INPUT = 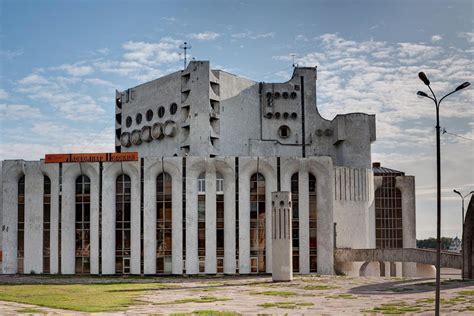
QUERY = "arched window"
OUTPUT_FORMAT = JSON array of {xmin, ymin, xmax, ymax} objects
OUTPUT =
[
  {"xmin": 157, "ymin": 173, "xmax": 172, "ymax": 274},
  {"xmin": 250, "ymin": 173, "xmax": 266, "ymax": 273},
  {"xmin": 116, "ymin": 174, "xmax": 131, "ymax": 274},
  {"xmin": 197, "ymin": 172, "xmax": 206, "ymax": 273},
  {"xmin": 375, "ymin": 176, "xmax": 402, "ymax": 249},
  {"xmin": 291, "ymin": 173, "xmax": 299, "ymax": 272},
  {"xmin": 18, "ymin": 175, "xmax": 25, "ymax": 274},
  {"xmin": 75, "ymin": 175, "xmax": 91, "ymax": 274},
  {"xmin": 216, "ymin": 173, "xmax": 224, "ymax": 273},
  {"xmin": 43, "ymin": 175, "xmax": 51, "ymax": 274},
  {"xmin": 309, "ymin": 173, "xmax": 317, "ymax": 272}
]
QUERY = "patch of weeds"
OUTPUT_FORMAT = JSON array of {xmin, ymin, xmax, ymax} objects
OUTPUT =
[
  {"xmin": 252, "ymin": 291, "xmax": 298, "ymax": 297},
  {"xmin": 326, "ymin": 294, "xmax": 356, "ymax": 299},
  {"xmin": 192, "ymin": 288, "xmax": 218, "ymax": 292},
  {"xmin": 16, "ymin": 308, "xmax": 47, "ymax": 314},
  {"xmin": 457, "ymin": 290, "xmax": 474, "ymax": 296},
  {"xmin": 416, "ymin": 298, "xmax": 434, "ymax": 304},
  {"xmin": 171, "ymin": 311, "xmax": 241, "ymax": 316},
  {"xmin": 157, "ymin": 296, "xmax": 232, "ymax": 305},
  {"xmin": 362, "ymin": 302, "xmax": 421, "ymax": 315},
  {"xmin": 257, "ymin": 302, "xmax": 314, "ymax": 309},
  {"xmin": 303, "ymin": 284, "xmax": 334, "ymax": 290}
]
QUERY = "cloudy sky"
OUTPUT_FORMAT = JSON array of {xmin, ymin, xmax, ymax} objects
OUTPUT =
[{"xmin": 1, "ymin": 0, "xmax": 472, "ymax": 239}]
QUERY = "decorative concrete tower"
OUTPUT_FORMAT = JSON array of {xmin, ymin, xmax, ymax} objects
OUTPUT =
[{"xmin": 272, "ymin": 191, "xmax": 293, "ymax": 281}]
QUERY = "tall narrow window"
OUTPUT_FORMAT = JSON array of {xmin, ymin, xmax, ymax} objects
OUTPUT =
[
  {"xmin": 157, "ymin": 173, "xmax": 172, "ymax": 274},
  {"xmin": 309, "ymin": 174, "xmax": 317, "ymax": 272},
  {"xmin": 216, "ymin": 173, "xmax": 224, "ymax": 273},
  {"xmin": 291, "ymin": 173, "xmax": 299, "ymax": 272},
  {"xmin": 75, "ymin": 175, "xmax": 90, "ymax": 274},
  {"xmin": 18, "ymin": 175, "xmax": 25, "ymax": 274},
  {"xmin": 43, "ymin": 176, "xmax": 51, "ymax": 274},
  {"xmin": 375, "ymin": 175, "xmax": 403, "ymax": 249},
  {"xmin": 197, "ymin": 173, "xmax": 206, "ymax": 273},
  {"xmin": 250, "ymin": 173, "xmax": 265, "ymax": 273},
  {"xmin": 116, "ymin": 174, "xmax": 131, "ymax": 274}
]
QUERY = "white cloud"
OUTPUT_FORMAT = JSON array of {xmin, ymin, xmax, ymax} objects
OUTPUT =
[
  {"xmin": 0, "ymin": 104, "xmax": 43, "ymax": 120},
  {"xmin": 0, "ymin": 49, "xmax": 23, "ymax": 60},
  {"xmin": 188, "ymin": 32, "xmax": 220, "ymax": 41},
  {"xmin": 84, "ymin": 78, "xmax": 114, "ymax": 87},
  {"xmin": 232, "ymin": 31, "xmax": 275, "ymax": 40},
  {"xmin": 431, "ymin": 34, "xmax": 443, "ymax": 42},
  {"xmin": 458, "ymin": 32, "xmax": 474, "ymax": 43},
  {"xmin": 0, "ymin": 89, "xmax": 9, "ymax": 99},
  {"xmin": 57, "ymin": 64, "xmax": 94, "ymax": 76}
]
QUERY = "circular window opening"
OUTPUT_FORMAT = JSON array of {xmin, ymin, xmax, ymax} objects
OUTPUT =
[
  {"xmin": 170, "ymin": 103, "xmax": 178, "ymax": 115},
  {"xmin": 278, "ymin": 125, "xmax": 290, "ymax": 139},
  {"xmin": 283, "ymin": 112, "xmax": 289, "ymax": 119},
  {"xmin": 274, "ymin": 112, "xmax": 281, "ymax": 119},
  {"xmin": 265, "ymin": 112, "xmax": 273, "ymax": 119},
  {"xmin": 274, "ymin": 92, "xmax": 281, "ymax": 99},
  {"xmin": 136, "ymin": 113, "xmax": 142, "ymax": 125},
  {"xmin": 158, "ymin": 106, "xmax": 165, "ymax": 118},
  {"xmin": 125, "ymin": 116, "xmax": 132, "ymax": 128},
  {"xmin": 282, "ymin": 92, "xmax": 289, "ymax": 99},
  {"xmin": 146, "ymin": 109, "xmax": 153, "ymax": 121},
  {"xmin": 290, "ymin": 92, "xmax": 297, "ymax": 99},
  {"xmin": 266, "ymin": 92, "xmax": 272, "ymax": 99},
  {"xmin": 291, "ymin": 112, "xmax": 297, "ymax": 119}
]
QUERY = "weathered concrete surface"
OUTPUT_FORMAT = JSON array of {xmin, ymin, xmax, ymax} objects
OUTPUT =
[
  {"xmin": 271, "ymin": 191, "xmax": 292, "ymax": 281},
  {"xmin": 335, "ymin": 248, "xmax": 462, "ymax": 269}
]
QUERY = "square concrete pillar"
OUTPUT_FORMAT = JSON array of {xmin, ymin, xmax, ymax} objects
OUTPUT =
[{"xmin": 272, "ymin": 191, "xmax": 292, "ymax": 281}]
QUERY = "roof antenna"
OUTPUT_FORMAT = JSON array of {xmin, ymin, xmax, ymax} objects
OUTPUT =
[
  {"xmin": 291, "ymin": 53, "xmax": 298, "ymax": 68},
  {"xmin": 179, "ymin": 41, "xmax": 192, "ymax": 70}
]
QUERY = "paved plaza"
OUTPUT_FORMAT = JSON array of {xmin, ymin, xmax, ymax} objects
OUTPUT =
[{"xmin": 0, "ymin": 273, "xmax": 473, "ymax": 315}]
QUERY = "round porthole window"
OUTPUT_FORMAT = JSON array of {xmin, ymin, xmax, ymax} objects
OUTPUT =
[
  {"xmin": 290, "ymin": 92, "xmax": 297, "ymax": 99},
  {"xmin": 146, "ymin": 109, "xmax": 153, "ymax": 121},
  {"xmin": 278, "ymin": 125, "xmax": 290, "ymax": 139},
  {"xmin": 170, "ymin": 103, "xmax": 178, "ymax": 115},
  {"xmin": 282, "ymin": 92, "xmax": 289, "ymax": 99},
  {"xmin": 274, "ymin": 92, "xmax": 281, "ymax": 99},
  {"xmin": 291, "ymin": 112, "xmax": 297, "ymax": 119},
  {"xmin": 136, "ymin": 113, "xmax": 142, "ymax": 125},
  {"xmin": 266, "ymin": 92, "xmax": 272, "ymax": 99},
  {"xmin": 283, "ymin": 112, "xmax": 289, "ymax": 119},
  {"xmin": 158, "ymin": 106, "xmax": 165, "ymax": 118},
  {"xmin": 274, "ymin": 112, "xmax": 281, "ymax": 119},
  {"xmin": 125, "ymin": 116, "xmax": 132, "ymax": 128}
]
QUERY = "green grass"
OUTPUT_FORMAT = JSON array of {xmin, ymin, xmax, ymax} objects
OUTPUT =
[
  {"xmin": 326, "ymin": 294, "xmax": 356, "ymax": 299},
  {"xmin": 257, "ymin": 302, "xmax": 314, "ymax": 309},
  {"xmin": 252, "ymin": 290, "xmax": 298, "ymax": 297},
  {"xmin": 171, "ymin": 311, "xmax": 240, "ymax": 316},
  {"xmin": 157, "ymin": 296, "xmax": 232, "ymax": 305},
  {"xmin": 362, "ymin": 302, "xmax": 422, "ymax": 315},
  {"xmin": 0, "ymin": 283, "xmax": 169, "ymax": 312},
  {"xmin": 457, "ymin": 290, "xmax": 474, "ymax": 296},
  {"xmin": 16, "ymin": 307, "xmax": 47, "ymax": 314},
  {"xmin": 303, "ymin": 284, "xmax": 334, "ymax": 290}
]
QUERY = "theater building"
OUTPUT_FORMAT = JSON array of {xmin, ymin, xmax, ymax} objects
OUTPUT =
[{"xmin": 1, "ymin": 61, "xmax": 416, "ymax": 275}]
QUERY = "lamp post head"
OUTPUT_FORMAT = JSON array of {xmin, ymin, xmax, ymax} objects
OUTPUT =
[
  {"xmin": 418, "ymin": 72, "xmax": 430, "ymax": 86},
  {"xmin": 453, "ymin": 189, "xmax": 461, "ymax": 196},
  {"xmin": 417, "ymin": 91, "xmax": 429, "ymax": 97},
  {"xmin": 455, "ymin": 82, "xmax": 470, "ymax": 91}
]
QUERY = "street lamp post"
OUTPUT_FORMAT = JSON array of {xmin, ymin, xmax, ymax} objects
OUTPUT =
[
  {"xmin": 453, "ymin": 189, "xmax": 474, "ymax": 278},
  {"xmin": 417, "ymin": 72, "xmax": 470, "ymax": 316}
]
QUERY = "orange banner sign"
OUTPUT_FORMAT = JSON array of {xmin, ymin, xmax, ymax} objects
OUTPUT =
[{"xmin": 45, "ymin": 152, "xmax": 138, "ymax": 163}]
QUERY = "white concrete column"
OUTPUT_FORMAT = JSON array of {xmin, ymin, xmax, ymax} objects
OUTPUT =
[
  {"xmin": 238, "ymin": 159, "xmax": 251, "ymax": 274},
  {"xmin": 143, "ymin": 159, "xmax": 157, "ymax": 275},
  {"xmin": 129, "ymin": 163, "xmax": 141, "ymax": 275},
  {"xmin": 24, "ymin": 162, "xmax": 43, "ymax": 274},
  {"xmin": 61, "ymin": 168, "xmax": 77, "ymax": 274},
  {"xmin": 101, "ymin": 165, "xmax": 116, "ymax": 275},
  {"xmin": 43, "ymin": 164, "xmax": 59, "ymax": 274},
  {"xmin": 185, "ymin": 157, "xmax": 200, "ymax": 274},
  {"xmin": 222, "ymin": 158, "xmax": 236, "ymax": 274},
  {"xmin": 1, "ymin": 161, "xmax": 23, "ymax": 274},
  {"xmin": 205, "ymin": 165, "xmax": 217, "ymax": 274},
  {"xmin": 397, "ymin": 175, "xmax": 417, "ymax": 277},
  {"xmin": 264, "ymin": 157, "xmax": 277, "ymax": 274},
  {"xmin": 89, "ymin": 165, "xmax": 100, "ymax": 275},
  {"xmin": 170, "ymin": 158, "xmax": 183, "ymax": 275},
  {"xmin": 299, "ymin": 169, "xmax": 310, "ymax": 274}
]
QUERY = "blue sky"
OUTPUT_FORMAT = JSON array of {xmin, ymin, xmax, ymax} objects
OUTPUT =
[{"xmin": 1, "ymin": 0, "xmax": 473, "ymax": 239}]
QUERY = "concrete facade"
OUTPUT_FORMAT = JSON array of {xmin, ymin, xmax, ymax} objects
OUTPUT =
[{"xmin": 1, "ymin": 62, "xmax": 417, "ymax": 277}]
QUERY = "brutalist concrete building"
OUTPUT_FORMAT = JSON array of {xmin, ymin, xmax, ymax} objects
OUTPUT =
[{"xmin": 1, "ymin": 61, "xmax": 416, "ymax": 276}]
